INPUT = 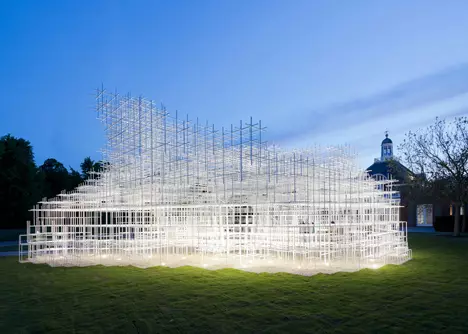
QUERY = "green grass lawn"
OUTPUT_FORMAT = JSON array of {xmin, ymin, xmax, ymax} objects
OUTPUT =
[{"xmin": 1, "ymin": 234, "xmax": 467, "ymax": 334}]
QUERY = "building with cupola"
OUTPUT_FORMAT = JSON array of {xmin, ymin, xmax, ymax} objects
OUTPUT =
[
  {"xmin": 381, "ymin": 132, "xmax": 393, "ymax": 160},
  {"xmin": 366, "ymin": 132, "xmax": 412, "ymax": 183},
  {"xmin": 366, "ymin": 132, "xmax": 435, "ymax": 227},
  {"xmin": 366, "ymin": 132, "xmax": 462, "ymax": 229}
]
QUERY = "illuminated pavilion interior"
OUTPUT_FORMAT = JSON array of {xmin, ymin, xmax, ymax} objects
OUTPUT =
[{"xmin": 20, "ymin": 89, "xmax": 412, "ymax": 275}]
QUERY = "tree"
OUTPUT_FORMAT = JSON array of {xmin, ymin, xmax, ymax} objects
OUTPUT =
[
  {"xmin": 398, "ymin": 117, "xmax": 468, "ymax": 236},
  {"xmin": 0, "ymin": 134, "xmax": 42, "ymax": 228},
  {"xmin": 39, "ymin": 158, "xmax": 70, "ymax": 199},
  {"xmin": 80, "ymin": 156, "xmax": 103, "ymax": 180},
  {"xmin": 80, "ymin": 157, "xmax": 94, "ymax": 179},
  {"xmin": 0, "ymin": 135, "xmax": 100, "ymax": 228},
  {"xmin": 68, "ymin": 167, "xmax": 83, "ymax": 190}
]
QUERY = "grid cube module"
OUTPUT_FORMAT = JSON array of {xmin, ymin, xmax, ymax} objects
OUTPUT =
[{"xmin": 20, "ymin": 89, "xmax": 412, "ymax": 275}]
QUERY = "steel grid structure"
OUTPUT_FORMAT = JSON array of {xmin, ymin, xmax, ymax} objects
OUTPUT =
[{"xmin": 19, "ymin": 89, "xmax": 411, "ymax": 275}]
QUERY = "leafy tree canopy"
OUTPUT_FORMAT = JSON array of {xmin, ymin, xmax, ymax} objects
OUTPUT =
[{"xmin": 398, "ymin": 117, "xmax": 468, "ymax": 235}]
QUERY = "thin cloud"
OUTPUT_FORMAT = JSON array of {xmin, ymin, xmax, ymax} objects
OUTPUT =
[{"xmin": 271, "ymin": 63, "xmax": 468, "ymax": 144}]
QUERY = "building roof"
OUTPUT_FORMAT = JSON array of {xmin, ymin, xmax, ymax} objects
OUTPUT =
[{"xmin": 366, "ymin": 159, "xmax": 413, "ymax": 182}]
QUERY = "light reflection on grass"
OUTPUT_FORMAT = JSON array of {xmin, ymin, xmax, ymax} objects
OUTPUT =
[{"xmin": 0, "ymin": 233, "xmax": 467, "ymax": 333}]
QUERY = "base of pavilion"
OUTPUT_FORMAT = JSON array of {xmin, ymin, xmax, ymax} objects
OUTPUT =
[{"xmin": 23, "ymin": 250, "xmax": 412, "ymax": 276}]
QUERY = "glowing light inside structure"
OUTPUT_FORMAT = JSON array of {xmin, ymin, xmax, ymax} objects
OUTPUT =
[{"xmin": 19, "ymin": 88, "xmax": 412, "ymax": 275}]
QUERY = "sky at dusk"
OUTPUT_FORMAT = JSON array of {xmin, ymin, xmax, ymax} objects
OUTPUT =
[{"xmin": 1, "ymin": 0, "xmax": 468, "ymax": 170}]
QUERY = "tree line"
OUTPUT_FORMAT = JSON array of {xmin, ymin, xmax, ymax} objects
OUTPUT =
[{"xmin": 0, "ymin": 134, "xmax": 101, "ymax": 229}]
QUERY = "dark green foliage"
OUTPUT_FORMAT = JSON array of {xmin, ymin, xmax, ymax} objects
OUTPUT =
[
  {"xmin": 93, "ymin": 161, "xmax": 102, "ymax": 173},
  {"xmin": 36, "ymin": 159, "xmax": 85, "ymax": 205},
  {"xmin": 39, "ymin": 158, "xmax": 70, "ymax": 199},
  {"xmin": 68, "ymin": 167, "xmax": 83, "ymax": 190},
  {"xmin": 0, "ymin": 229, "xmax": 25, "ymax": 242},
  {"xmin": 80, "ymin": 156, "xmax": 102, "ymax": 180},
  {"xmin": 434, "ymin": 216, "xmax": 455, "ymax": 232},
  {"xmin": 0, "ymin": 234, "xmax": 467, "ymax": 333},
  {"xmin": 0, "ymin": 135, "xmax": 42, "ymax": 228},
  {"xmin": 0, "ymin": 134, "xmax": 87, "ymax": 228},
  {"xmin": 80, "ymin": 156, "xmax": 95, "ymax": 179}
]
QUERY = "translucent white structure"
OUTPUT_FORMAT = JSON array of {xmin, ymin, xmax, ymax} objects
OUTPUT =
[{"xmin": 20, "ymin": 89, "xmax": 412, "ymax": 275}]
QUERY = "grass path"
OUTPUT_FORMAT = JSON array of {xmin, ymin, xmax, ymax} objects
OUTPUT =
[{"xmin": 1, "ymin": 234, "xmax": 467, "ymax": 333}]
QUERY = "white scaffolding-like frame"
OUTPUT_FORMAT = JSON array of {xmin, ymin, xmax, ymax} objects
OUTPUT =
[{"xmin": 19, "ymin": 88, "xmax": 412, "ymax": 275}]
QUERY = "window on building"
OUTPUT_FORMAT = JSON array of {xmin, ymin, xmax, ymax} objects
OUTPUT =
[
  {"xmin": 417, "ymin": 204, "xmax": 433, "ymax": 226},
  {"xmin": 449, "ymin": 205, "xmax": 464, "ymax": 216}
]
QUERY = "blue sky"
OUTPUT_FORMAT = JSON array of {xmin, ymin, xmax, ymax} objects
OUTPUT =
[{"xmin": 1, "ymin": 0, "xmax": 468, "ymax": 170}]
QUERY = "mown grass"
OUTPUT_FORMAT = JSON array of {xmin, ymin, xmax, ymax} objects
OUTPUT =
[{"xmin": 1, "ymin": 234, "xmax": 467, "ymax": 334}]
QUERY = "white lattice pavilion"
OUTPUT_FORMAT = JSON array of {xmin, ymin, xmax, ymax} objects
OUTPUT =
[{"xmin": 20, "ymin": 89, "xmax": 412, "ymax": 275}]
